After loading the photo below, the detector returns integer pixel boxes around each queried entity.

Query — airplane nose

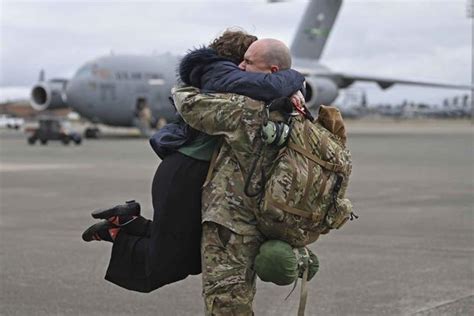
[65,79,81,111]
[65,78,98,122]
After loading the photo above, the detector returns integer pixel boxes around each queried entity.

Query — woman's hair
[209,29,258,65]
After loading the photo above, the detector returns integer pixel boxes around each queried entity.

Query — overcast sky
[0,0,472,104]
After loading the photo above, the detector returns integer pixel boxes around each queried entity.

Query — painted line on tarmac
[411,294,474,315]
[0,163,94,172]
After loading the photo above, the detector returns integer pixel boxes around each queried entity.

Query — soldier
[173,38,306,315]
[133,98,154,136]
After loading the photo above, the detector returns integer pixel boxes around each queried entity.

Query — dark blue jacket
[150,48,305,159]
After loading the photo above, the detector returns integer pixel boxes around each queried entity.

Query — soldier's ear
[270,65,279,73]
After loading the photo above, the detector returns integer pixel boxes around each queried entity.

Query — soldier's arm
[172,85,244,136]
[178,48,305,101]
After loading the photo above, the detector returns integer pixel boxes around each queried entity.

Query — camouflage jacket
[172,85,281,236]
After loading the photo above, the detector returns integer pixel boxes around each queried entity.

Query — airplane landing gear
[84,127,100,139]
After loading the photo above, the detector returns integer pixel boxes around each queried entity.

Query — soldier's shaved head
[258,38,292,70]
[239,38,292,73]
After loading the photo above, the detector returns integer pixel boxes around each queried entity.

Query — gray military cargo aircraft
[29,0,472,137]
[31,54,178,137]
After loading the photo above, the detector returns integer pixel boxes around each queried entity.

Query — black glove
[268,97,293,122]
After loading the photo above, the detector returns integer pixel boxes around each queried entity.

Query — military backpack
[254,105,355,247]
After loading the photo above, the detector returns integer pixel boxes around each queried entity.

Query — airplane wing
[319,73,474,90]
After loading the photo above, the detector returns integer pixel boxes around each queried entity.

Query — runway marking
[411,294,474,315]
[0,163,94,172]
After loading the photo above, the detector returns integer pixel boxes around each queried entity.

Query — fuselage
[66,54,178,126]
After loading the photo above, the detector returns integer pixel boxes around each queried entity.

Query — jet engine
[303,76,339,110]
[30,79,69,111]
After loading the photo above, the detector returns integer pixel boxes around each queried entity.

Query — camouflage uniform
[172,86,280,315]
[201,222,264,315]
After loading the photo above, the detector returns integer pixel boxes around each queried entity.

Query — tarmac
[0,120,473,315]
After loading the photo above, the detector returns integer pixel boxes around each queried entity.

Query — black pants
[104,152,209,293]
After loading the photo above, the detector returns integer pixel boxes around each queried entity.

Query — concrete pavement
[1,121,472,315]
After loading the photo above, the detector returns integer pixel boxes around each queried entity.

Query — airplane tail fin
[291,0,342,61]
[39,69,45,82]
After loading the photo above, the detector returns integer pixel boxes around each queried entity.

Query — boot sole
[82,220,115,242]
[91,200,141,219]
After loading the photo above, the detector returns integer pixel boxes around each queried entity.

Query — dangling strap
[284,278,299,301]
[244,104,271,198]
[284,248,304,301]
[331,174,344,213]
[244,141,266,197]
[203,140,222,188]
[298,268,309,316]
[297,248,311,316]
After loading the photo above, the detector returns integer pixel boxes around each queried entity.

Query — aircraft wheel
[62,137,70,145]
[28,137,36,145]
[84,127,99,139]
[40,139,48,145]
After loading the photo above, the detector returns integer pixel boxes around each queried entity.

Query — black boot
[91,200,140,220]
[82,220,118,242]
[91,200,150,237]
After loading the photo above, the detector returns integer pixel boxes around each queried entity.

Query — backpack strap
[300,160,315,207]
[287,142,345,174]
[267,197,320,222]
[317,170,330,201]
[286,154,299,205]
[320,134,329,159]
[299,120,316,207]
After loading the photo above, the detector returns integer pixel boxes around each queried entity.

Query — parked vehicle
[0,114,24,129]
[26,117,82,145]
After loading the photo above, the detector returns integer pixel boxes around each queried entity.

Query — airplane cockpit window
[145,73,163,80]
[93,68,111,80]
[115,71,129,80]
[75,64,93,78]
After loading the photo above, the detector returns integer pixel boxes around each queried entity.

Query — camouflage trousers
[201,222,264,316]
